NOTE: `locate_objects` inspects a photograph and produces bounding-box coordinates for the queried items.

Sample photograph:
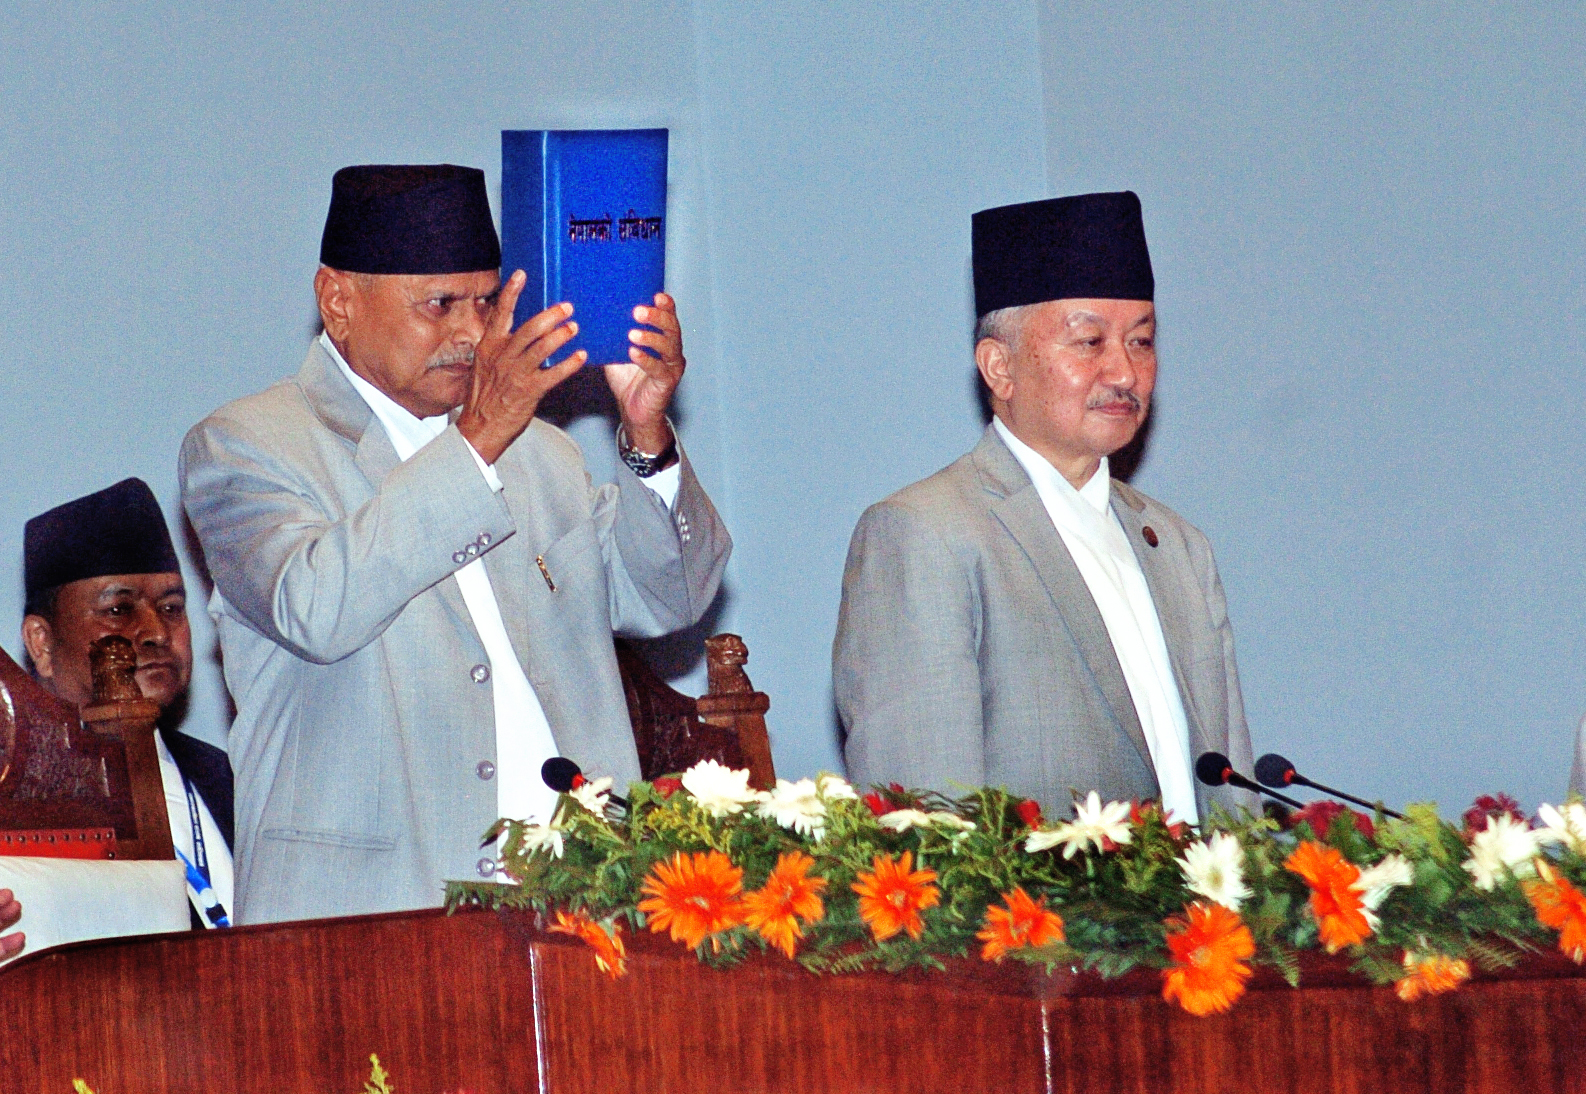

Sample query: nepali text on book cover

[501,128,668,367]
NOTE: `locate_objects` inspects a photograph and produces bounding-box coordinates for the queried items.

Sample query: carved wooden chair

[0,637,173,860]
[616,633,776,791]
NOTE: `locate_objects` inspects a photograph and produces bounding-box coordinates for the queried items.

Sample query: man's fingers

[634,301,680,339]
[0,891,18,931]
[502,301,576,360]
[536,350,586,388]
[488,270,529,340]
[627,327,683,366]
[0,931,24,959]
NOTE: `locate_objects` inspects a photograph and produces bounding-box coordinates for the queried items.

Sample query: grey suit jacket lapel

[295,339,475,634]
[973,428,1156,779]
[1112,488,1218,764]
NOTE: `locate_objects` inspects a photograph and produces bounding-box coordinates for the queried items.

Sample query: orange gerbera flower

[1284,841,1373,952]
[548,909,628,978]
[1523,863,1586,963]
[1161,901,1257,1016]
[852,851,940,941]
[637,850,746,950]
[743,851,828,958]
[1395,951,1471,1001]
[976,887,1066,961]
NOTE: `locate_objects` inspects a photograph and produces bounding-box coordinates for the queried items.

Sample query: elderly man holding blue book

[180,164,730,924]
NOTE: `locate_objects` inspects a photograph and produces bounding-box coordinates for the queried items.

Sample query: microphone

[1195,751,1304,809]
[1254,753,1403,820]
[541,757,629,809]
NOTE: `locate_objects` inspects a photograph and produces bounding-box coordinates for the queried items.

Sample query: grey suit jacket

[835,425,1256,820]
[179,341,730,923]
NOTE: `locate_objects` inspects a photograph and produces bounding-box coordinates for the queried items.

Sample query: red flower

[1131,800,1189,840]
[1288,800,1375,841]
[863,791,889,817]
[1462,793,1525,834]
[1014,800,1043,828]
[976,887,1065,960]
[651,776,683,798]
[852,851,940,941]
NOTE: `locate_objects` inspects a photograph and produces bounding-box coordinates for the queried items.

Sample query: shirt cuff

[644,462,681,508]
[463,437,505,493]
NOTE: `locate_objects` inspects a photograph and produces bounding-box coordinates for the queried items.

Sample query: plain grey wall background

[1,1,1579,815]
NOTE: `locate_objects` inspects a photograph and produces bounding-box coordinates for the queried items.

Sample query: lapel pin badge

[1142,526,1159,548]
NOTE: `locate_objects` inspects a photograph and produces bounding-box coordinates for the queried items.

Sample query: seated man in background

[3,477,234,959]
[835,192,1254,822]
[181,165,729,924]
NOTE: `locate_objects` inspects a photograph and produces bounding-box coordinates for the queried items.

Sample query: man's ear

[20,615,56,681]
[315,266,356,344]
[974,337,1015,404]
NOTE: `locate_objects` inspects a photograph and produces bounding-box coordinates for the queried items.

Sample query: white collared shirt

[157,735,233,926]
[322,334,680,834]
[993,418,1198,824]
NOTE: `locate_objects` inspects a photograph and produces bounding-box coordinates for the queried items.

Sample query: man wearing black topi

[181,165,729,923]
[4,477,235,958]
[836,192,1255,822]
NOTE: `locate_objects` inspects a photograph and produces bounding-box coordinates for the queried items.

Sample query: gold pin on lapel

[536,555,557,592]
[1142,526,1159,548]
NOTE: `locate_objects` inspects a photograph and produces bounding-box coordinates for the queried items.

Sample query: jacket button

[465,543,480,558]
[476,760,496,780]
[470,663,491,683]
[1142,526,1159,548]
[478,532,492,547]
[476,857,497,878]
[452,550,468,565]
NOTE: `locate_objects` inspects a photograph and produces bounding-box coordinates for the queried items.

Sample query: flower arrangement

[445,761,1586,1017]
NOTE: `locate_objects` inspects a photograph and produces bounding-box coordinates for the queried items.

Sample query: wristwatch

[617,425,678,478]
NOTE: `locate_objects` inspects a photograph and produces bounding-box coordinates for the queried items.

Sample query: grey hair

[973,303,1033,352]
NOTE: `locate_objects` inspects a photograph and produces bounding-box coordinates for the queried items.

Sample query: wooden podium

[1,906,1582,1093]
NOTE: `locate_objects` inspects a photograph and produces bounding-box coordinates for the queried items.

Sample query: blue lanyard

[179,776,230,928]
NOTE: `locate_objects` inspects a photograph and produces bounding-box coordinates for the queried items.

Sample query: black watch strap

[618,428,678,478]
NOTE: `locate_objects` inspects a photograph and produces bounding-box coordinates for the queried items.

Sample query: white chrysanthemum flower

[1535,802,1586,854]
[1354,853,1413,910]
[758,777,828,838]
[877,809,975,834]
[1352,852,1414,927]
[1176,832,1250,911]
[817,773,859,801]
[1463,814,1540,891]
[520,822,565,859]
[1025,791,1133,859]
[569,775,613,816]
[680,759,763,817]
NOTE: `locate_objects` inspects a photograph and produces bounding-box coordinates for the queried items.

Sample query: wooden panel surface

[1,907,1582,1093]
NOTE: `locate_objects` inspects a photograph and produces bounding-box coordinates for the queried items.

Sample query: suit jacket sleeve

[598,445,731,638]
[180,414,515,665]
[835,500,987,793]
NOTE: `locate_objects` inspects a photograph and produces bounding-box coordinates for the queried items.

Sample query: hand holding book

[456,271,587,466]
[604,291,685,456]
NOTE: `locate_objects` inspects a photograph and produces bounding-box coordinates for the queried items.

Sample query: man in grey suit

[835,192,1253,823]
[181,165,729,923]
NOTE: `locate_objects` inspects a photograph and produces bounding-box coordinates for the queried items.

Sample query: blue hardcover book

[500,128,669,367]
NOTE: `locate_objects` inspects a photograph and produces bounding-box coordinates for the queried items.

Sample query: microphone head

[1195,751,1233,787]
[1254,753,1297,789]
[541,757,583,793]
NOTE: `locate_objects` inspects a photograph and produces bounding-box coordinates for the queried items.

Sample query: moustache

[427,348,476,370]
[1087,387,1143,412]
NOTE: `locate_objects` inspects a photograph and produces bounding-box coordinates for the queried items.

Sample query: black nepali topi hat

[320,164,502,275]
[24,478,180,604]
[972,191,1154,317]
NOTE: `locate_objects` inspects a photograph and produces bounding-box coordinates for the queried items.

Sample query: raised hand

[456,270,587,466]
[603,293,686,455]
